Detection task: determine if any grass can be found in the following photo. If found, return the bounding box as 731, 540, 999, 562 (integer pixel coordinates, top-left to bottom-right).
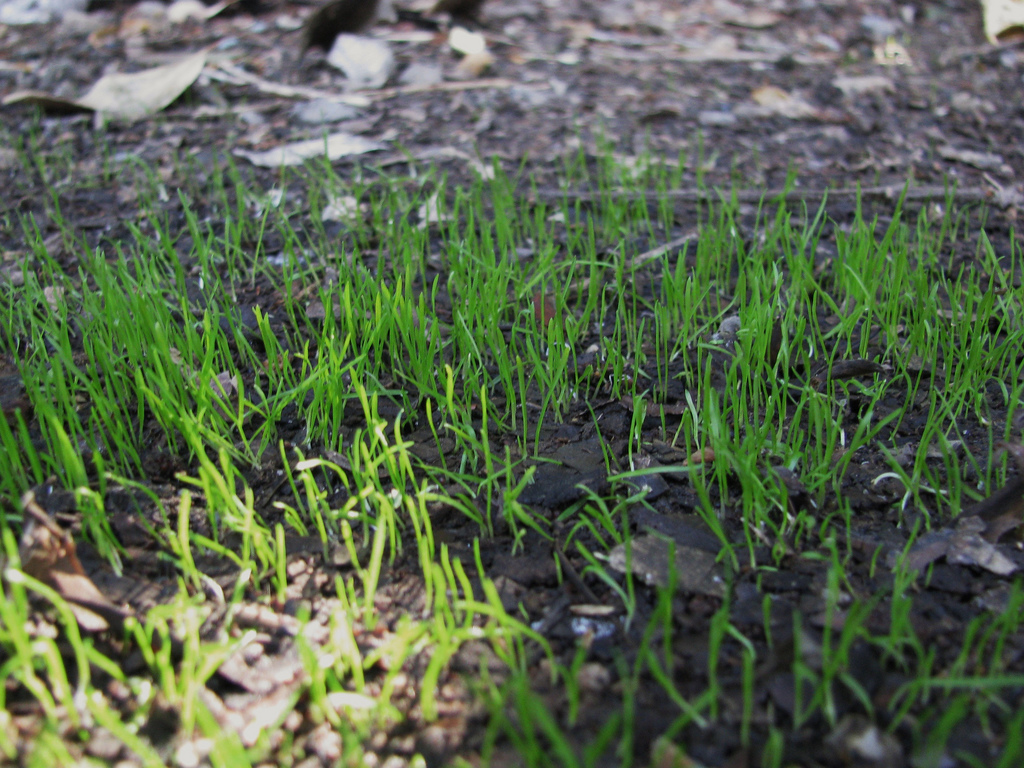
1, 126, 1023, 767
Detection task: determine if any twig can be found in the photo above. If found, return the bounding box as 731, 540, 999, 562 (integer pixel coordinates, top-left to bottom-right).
555, 543, 601, 605
205, 62, 370, 104
531, 184, 995, 206
628, 232, 696, 269
206, 62, 525, 103
366, 78, 528, 100
939, 37, 1024, 65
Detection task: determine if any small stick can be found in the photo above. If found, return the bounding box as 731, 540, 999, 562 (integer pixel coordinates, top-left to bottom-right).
555, 542, 601, 605
531, 184, 996, 206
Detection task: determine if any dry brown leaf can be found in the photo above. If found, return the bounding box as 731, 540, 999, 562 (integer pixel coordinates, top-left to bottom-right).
974, 443, 1024, 542
900, 511, 1018, 576
686, 447, 716, 466
946, 517, 1017, 575
533, 291, 557, 329
18, 492, 129, 632
210, 371, 238, 400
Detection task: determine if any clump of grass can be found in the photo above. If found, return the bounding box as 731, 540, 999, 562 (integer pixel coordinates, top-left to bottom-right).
0, 131, 1022, 766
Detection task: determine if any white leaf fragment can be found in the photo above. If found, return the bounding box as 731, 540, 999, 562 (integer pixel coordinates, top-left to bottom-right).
234, 133, 385, 168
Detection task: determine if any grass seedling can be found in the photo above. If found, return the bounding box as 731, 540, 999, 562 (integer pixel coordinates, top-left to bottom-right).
1, 133, 1022, 766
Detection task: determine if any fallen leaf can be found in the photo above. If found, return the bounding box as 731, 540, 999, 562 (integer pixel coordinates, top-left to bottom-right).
166, 0, 231, 23
74, 51, 208, 119
938, 145, 1009, 173
832, 75, 894, 96
210, 371, 238, 399
825, 715, 904, 766
2, 51, 208, 121
979, 487, 1024, 542
972, 443, 1024, 542
980, 0, 1024, 43
749, 86, 817, 119
321, 193, 366, 224
1, 91, 91, 116
946, 517, 1017, 575
326, 34, 396, 89
448, 26, 487, 56
226, 682, 304, 747
717, 0, 780, 29
293, 98, 362, 124
42, 285, 65, 313
17, 492, 130, 632
898, 515, 1017, 576
233, 132, 385, 168
607, 534, 727, 597
453, 50, 495, 79
0, 0, 85, 25
416, 191, 451, 226
650, 737, 708, 768
687, 447, 715, 465
533, 291, 557, 328
398, 62, 444, 88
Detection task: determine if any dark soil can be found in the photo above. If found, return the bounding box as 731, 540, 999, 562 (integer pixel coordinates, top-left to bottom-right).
2, 0, 1024, 766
